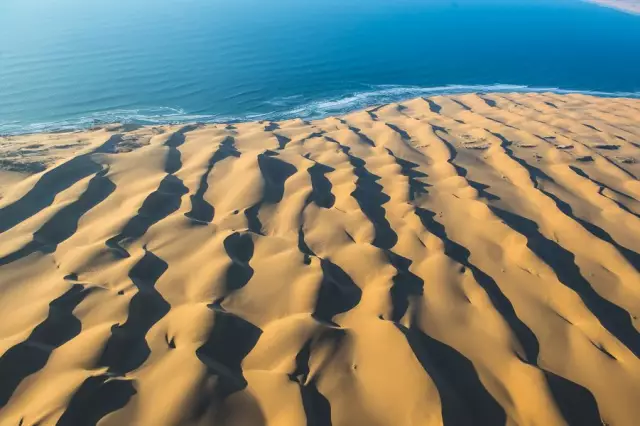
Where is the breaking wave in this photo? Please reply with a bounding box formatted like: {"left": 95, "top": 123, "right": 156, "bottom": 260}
{"left": 2, "top": 84, "right": 639, "bottom": 135}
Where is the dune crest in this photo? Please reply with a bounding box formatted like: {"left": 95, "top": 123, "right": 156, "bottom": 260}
{"left": 0, "top": 93, "right": 639, "bottom": 426}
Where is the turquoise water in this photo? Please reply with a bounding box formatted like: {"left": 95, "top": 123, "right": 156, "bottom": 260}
{"left": 1, "top": 0, "right": 639, "bottom": 133}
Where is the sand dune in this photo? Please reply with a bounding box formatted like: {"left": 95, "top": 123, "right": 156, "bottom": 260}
{"left": 0, "top": 93, "right": 639, "bottom": 426}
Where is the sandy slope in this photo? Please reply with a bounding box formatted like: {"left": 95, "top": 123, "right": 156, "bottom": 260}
{"left": 0, "top": 93, "right": 639, "bottom": 426}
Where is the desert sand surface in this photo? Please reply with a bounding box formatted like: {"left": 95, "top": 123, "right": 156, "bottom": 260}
{"left": 0, "top": 93, "right": 639, "bottom": 426}
{"left": 587, "top": 0, "right": 640, "bottom": 14}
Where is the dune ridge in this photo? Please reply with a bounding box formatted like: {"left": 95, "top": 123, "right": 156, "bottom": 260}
{"left": 0, "top": 92, "right": 639, "bottom": 426}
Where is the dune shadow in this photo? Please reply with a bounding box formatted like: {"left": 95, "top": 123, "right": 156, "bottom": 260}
{"left": 244, "top": 153, "right": 297, "bottom": 235}
{"left": 172, "top": 230, "right": 262, "bottom": 421}
{"left": 433, "top": 126, "right": 500, "bottom": 201}
{"left": 490, "top": 132, "right": 640, "bottom": 355}
{"left": 223, "top": 232, "right": 255, "bottom": 293}
{"left": 259, "top": 153, "right": 297, "bottom": 204}
{"left": 296, "top": 203, "right": 361, "bottom": 323}
{"left": 192, "top": 306, "right": 267, "bottom": 426}
{"left": 339, "top": 121, "right": 375, "bottom": 148}
{"left": 0, "top": 169, "right": 115, "bottom": 266}
{"left": 164, "top": 126, "right": 198, "bottom": 174}
{"left": 275, "top": 134, "right": 291, "bottom": 150}
{"left": 546, "top": 187, "right": 640, "bottom": 270}
{"left": 106, "top": 174, "right": 188, "bottom": 256}
{"left": 478, "top": 95, "right": 497, "bottom": 108}
{"left": 491, "top": 206, "right": 640, "bottom": 357}
{"left": 106, "top": 128, "right": 194, "bottom": 256}
{"left": 490, "top": 131, "right": 554, "bottom": 188}
{"left": 312, "top": 258, "right": 362, "bottom": 324}
{"left": 450, "top": 99, "right": 472, "bottom": 111}
{"left": 385, "top": 123, "right": 412, "bottom": 141}
{"left": 297, "top": 225, "right": 315, "bottom": 265}
{"left": 386, "top": 251, "right": 425, "bottom": 322}
{"left": 341, "top": 146, "right": 398, "bottom": 250}
{"left": 414, "top": 207, "right": 540, "bottom": 363}
{"left": 544, "top": 371, "right": 603, "bottom": 426}
{"left": 307, "top": 162, "right": 336, "bottom": 209}
{"left": 495, "top": 129, "right": 640, "bottom": 269}
{"left": 190, "top": 230, "right": 261, "bottom": 410}
{"left": 385, "top": 149, "right": 430, "bottom": 201}
{"left": 186, "top": 136, "right": 240, "bottom": 224}
{"left": 423, "top": 98, "right": 442, "bottom": 114}
{"left": 98, "top": 248, "right": 169, "bottom": 374}
{"left": 0, "top": 135, "right": 120, "bottom": 235}
{"left": 397, "top": 322, "right": 506, "bottom": 426}
{"left": 289, "top": 339, "right": 333, "bottom": 426}
{"left": 245, "top": 203, "right": 264, "bottom": 235}
{"left": 57, "top": 375, "right": 136, "bottom": 426}
{"left": 0, "top": 284, "right": 91, "bottom": 408}
{"left": 569, "top": 165, "right": 640, "bottom": 220}
{"left": 196, "top": 309, "right": 263, "bottom": 400}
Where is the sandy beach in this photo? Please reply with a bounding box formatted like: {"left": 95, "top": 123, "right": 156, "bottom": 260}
{"left": 0, "top": 92, "right": 639, "bottom": 425}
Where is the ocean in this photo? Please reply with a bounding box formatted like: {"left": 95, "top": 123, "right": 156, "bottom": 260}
{"left": 1, "top": 0, "right": 639, "bottom": 134}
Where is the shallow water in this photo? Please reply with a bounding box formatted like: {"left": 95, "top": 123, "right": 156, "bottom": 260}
{"left": 1, "top": 0, "right": 639, "bottom": 133}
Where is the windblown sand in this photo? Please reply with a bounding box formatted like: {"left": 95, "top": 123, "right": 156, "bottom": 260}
{"left": 0, "top": 93, "right": 639, "bottom": 426}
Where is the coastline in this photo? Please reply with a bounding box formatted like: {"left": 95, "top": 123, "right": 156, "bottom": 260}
{"left": 2, "top": 85, "right": 640, "bottom": 137}
{"left": 0, "top": 92, "right": 639, "bottom": 425}
{"left": 586, "top": 0, "right": 640, "bottom": 14}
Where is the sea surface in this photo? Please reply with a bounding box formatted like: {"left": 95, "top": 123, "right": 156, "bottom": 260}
{"left": 1, "top": 0, "right": 639, "bottom": 134}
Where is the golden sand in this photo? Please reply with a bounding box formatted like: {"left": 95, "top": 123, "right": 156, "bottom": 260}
{"left": 0, "top": 93, "right": 639, "bottom": 426}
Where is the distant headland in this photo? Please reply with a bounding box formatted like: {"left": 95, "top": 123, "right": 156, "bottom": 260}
{"left": 587, "top": 0, "right": 640, "bottom": 14}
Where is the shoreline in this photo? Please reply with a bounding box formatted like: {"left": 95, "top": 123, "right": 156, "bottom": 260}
{"left": 2, "top": 86, "right": 640, "bottom": 137}
{"left": 2, "top": 91, "right": 639, "bottom": 200}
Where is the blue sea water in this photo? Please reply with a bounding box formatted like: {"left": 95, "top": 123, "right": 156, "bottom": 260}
{"left": 0, "top": 0, "right": 639, "bottom": 134}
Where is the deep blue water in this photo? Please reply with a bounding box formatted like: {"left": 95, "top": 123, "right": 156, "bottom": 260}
{"left": 1, "top": 0, "right": 639, "bottom": 133}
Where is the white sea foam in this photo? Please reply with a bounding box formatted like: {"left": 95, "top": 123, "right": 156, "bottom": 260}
{"left": 2, "top": 84, "right": 639, "bottom": 135}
